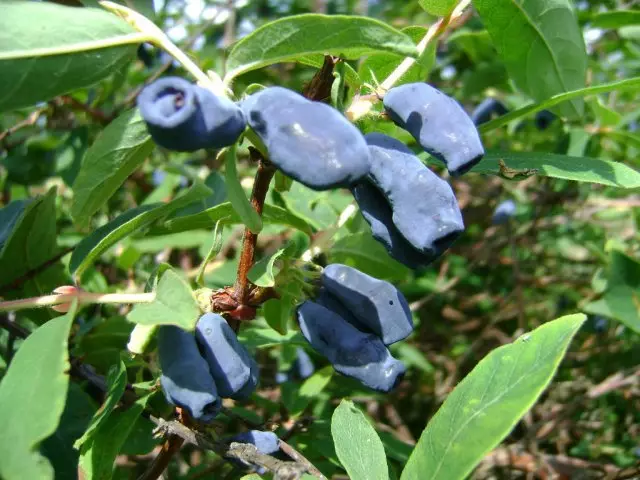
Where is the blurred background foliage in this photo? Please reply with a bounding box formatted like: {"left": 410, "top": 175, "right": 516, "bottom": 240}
{"left": 0, "top": 0, "right": 639, "bottom": 479}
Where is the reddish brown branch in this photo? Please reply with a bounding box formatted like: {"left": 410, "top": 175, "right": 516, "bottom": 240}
{"left": 233, "top": 151, "right": 277, "bottom": 306}
{"left": 137, "top": 435, "right": 185, "bottom": 480}
{"left": 58, "top": 96, "right": 114, "bottom": 125}
{"left": 0, "top": 108, "right": 46, "bottom": 147}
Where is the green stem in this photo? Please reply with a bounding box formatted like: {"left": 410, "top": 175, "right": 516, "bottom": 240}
{"left": 478, "top": 76, "right": 640, "bottom": 133}
{"left": 0, "top": 292, "right": 155, "bottom": 313}
{"left": 0, "top": 32, "right": 153, "bottom": 60}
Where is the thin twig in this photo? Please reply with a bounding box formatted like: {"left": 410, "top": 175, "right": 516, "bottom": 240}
{"left": 379, "top": 0, "right": 471, "bottom": 91}
{"left": 0, "top": 107, "right": 47, "bottom": 146}
{"left": 58, "top": 95, "right": 114, "bottom": 124}
{"left": 136, "top": 435, "right": 185, "bottom": 480}
{"left": 0, "top": 291, "right": 155, "bottom": 313}
{"left": 278, "top": 439, "right": 327, "bottom": 480}
{"left": 0, "top": 246, "right": 74, "bottom": 295}
{"left": 148, "top": 417, "right": 314, "bottom": 478}
{"left": 232, "top": 153, "right": 277, "bottom": 305}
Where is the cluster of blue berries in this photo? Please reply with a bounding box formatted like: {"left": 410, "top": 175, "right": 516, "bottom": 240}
{"left": 138, "top": 76, "right": 483, "bottom": 409}
{"left": 298, "top": 264, "right": 413, "bottom": 392}
{"left": 157, "top": 313, "right": 258, "bottom": 422}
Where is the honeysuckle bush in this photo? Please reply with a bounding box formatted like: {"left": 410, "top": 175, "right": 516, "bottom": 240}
{"left": 0, "top": 0, "right": 639, "bottom": 479}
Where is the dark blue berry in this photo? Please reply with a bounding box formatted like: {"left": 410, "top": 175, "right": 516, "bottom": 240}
{"left": 352, "top": 180, "right": 436, "bottom": 268}
{"left": 157, "top": 325, "right": 220, "bottom": 422}
{"left": 195, "top": 313, "right": 259, "bottom": 400}
{"left": 227, "top": 430, "right": 280, "bottom": 455}
{"left": 534, "top": 110, "right": 556, "bottom": 130}
{"left": 138, "top": 76, "right": 246, "bottom": 152}
{"left": 292, "top": 347, "right": 315, "bottom": 380}
{"left": 492, "top": 199, "right": 516, "bottom": 225}
{"left": 365, "top": 133, "right": 464, "bottom": 256}
{"left": 471, "top": 98, "right": 509, "bottom": 125}
{"left": 383, "top": 82, "right": 484, "bottom": 176}
{"left": 241, "top": 87, "right": 370, "bottom": 190}
{"left": 297, "top": 300, "right": 405, "bottom": 392}
{"left": 320, "top": 264, "right": 413, "bottom": 345}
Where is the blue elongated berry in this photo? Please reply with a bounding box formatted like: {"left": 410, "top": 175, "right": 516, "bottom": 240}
{"left": 471, "top": 98, "right": 509, "bottom": 125}
{"left": 227, "top": 430, "right": 280, "bottom": 455}
{"left": 534, "top": 110, "right": 556, "bottom": 130}
{"left": 492, "top": 199, "right": 516, "bottom": 225}
{"left": 195, "top": 313, "right": 259, "bottom": 400}
{"left": 138, "top": 76, "right": 246, "bottom": 152}
{"left": 157, "top": 325, "right": 220, "bottom": 422}
{"left": 352, "top": 179, "right": 440, "bottom": 269}
{"left": 365, "top": 133, "right": 464, "bottom": 256}
{"left": 292, "top": 347, "right": 315, "bottom": 380}
{"left": 383, "top": 82, "right": 484, "bottom": 175}
{"left": 297, "top": 300, "right": 406, "bottom": 392}
{"left": 241, "top": 87, "right": 370, "bottom": 190}
{"left": 321, "top": 264, "right": 413, "bottom": 345}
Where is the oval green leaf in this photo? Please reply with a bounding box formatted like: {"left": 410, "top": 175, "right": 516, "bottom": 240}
{"left": 225, "top": 14, "right": 418, "bottom": 81}
{"left": 473, "top": 0, "right": 587, "bottom": 119}
{"left": 0, "top": 1, "right": 140, "bottom": 112}
{"left": 471, "top": 151, "right": 640, "bottom": 189}
{"left": 0, "top": 306, "right": 76, "bottom": 480}
{"left": 591, "top": 10, "right": 640, "bottom": 29}
{"left": 162, "top": 202, "right": 313, "bottom": 236}
{"left": 127, "top": 269, "right": 200, "bottom": 330}
{"left": 331, "top": 399, "right": 389, "bottom": 480}
{"left": 71, "top": 109, "right": 154, "bottom": 226}
{"left": 247, "top": 248, "right": 285, "bottom": 287}
{"left": 400, "top": 314, "right": 586, "bottom": 480}
{"left": 418, "top": 0, "right": 458, "bottom": 17}
{"left": 70, "top": 182, "right": 211, "bottom": 280}
{"left": 359, "top": 27, "right": 436, "bottom": 88}
{"left": 224, "top": 147, "right": 263, "bottom": 234}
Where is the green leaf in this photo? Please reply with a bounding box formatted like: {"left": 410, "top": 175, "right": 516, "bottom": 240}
{"left": 161, "top": 202, "right": 313, "bottom": 235}
{"left": 127, "top": 269, "right": 200, "bottom": 330}
{"left": 0, "top": 189, "right": 68, "bottom": 323}
{"left": 70, "top": 181, "right": 212, "bottom": 279}
{"left": 41, "top": 383, "right": 98, "bottom": 480}
{"left": 71, "top": 109, "right": 154, "bottom": 226}
{"left": 224, "top": 146, "right": 263, "bottom": 234}
{"left": 360, "top": 27, "right": 436, "bottom": 88}
{"left": 473, "top": 0, "right": 587, "bottom": 119}
{"left": 0, "top": 1, "right": 138, "bottom": 113}
{"left": 77, "top": 316, "right": 133, "bottom": 371}
{"left": 418, "top": 0, "right": 458, "bottom": 17}
{"left": 290, "top": 366, "right": 333, "bottom": 416}
{"left": 331, "top": 400, "right": 389, "bottom": 480}
{"left": 248, "top": 249, "right": 285, "bottom": 287}
{"left": 591, "top": 10, "right": 640, "bottom": 29}
{"left": 0, "top": 199, "right": 30, "bottom": 251}
{"left": 126, "top": 323, "right": 157, "bottom": 355}
{"left": 0, "top": 306, "right": 76, "bottom": 480}
{"left": 225, "top": 14, "right": 418, "bottom": 80}
{"left": 74, "top": 360, "right": 127, "bottom": 450}
{"left": 470, "top": 151, "right": 640, "bottom": 189}
{"left": 196, "top": 220, "right": 225, "bottom": 287}
{"left": 262, "top": 295, "right": 294, "bottom": 335}
{"left": 400, "top": 314, "right": 586, "bottom": 480}
{"left": 392, "top": 343, "right": 434, "bottom": 374}
{"left": 584, "top": 249, "right": 640, "bottom": 333}
{"left": 79, "top": 395, "right": 150, "bottom": 480}
{"left": 479, "top": 76, "right": 640, "bottom": 133}
{"left": 238, "top": 327, "right": 306, "bottom": 350}
{"left": 329, "top": 232, "right": 411, "bottom": 280}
